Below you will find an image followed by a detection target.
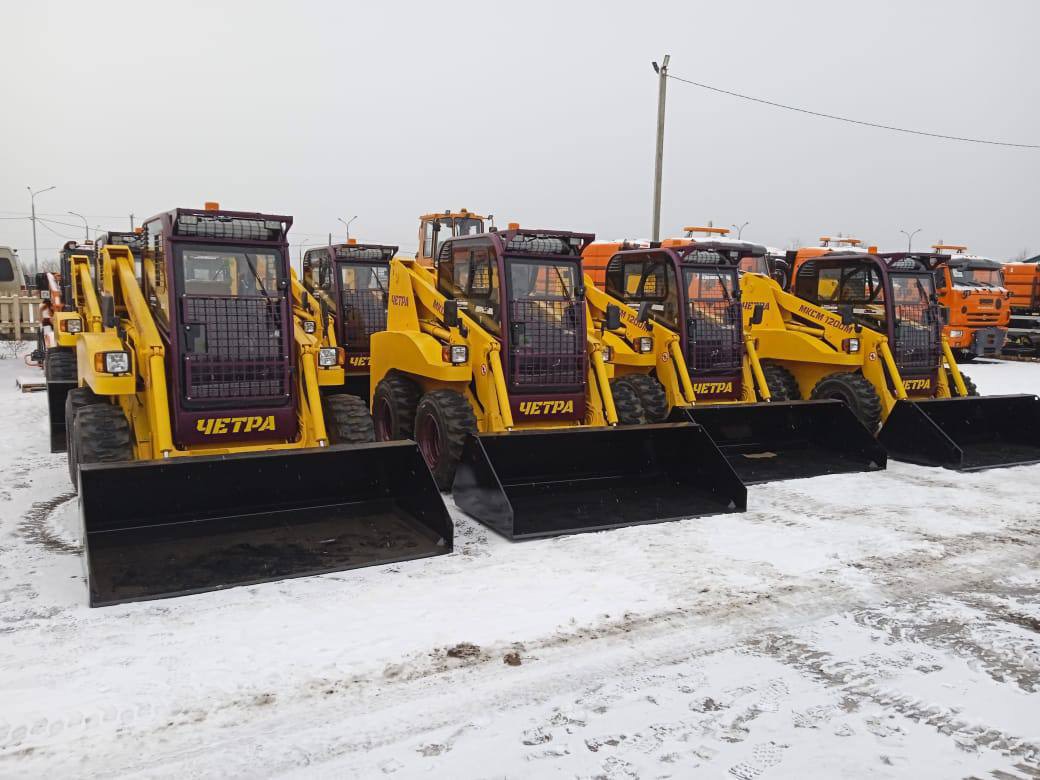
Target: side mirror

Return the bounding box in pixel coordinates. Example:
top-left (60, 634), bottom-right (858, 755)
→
top-left (770, 260), bottom-right (790, 289)
top-left (604, 303), bottom-right (622, 331)
top-left (749, 302), bottom-right (765, 326)
top-left (100, 293), bottom-right (117, 329)
top-left (443, 299), bottom-right (460, 328)
top-left (636, 301), bottom-right (652, 324)
top-left (838, 304), bottom-right (855, 326)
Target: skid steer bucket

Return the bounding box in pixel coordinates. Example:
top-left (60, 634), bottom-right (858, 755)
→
top-left (79, 441), bottom-right (451, 607)
top-left (879, 394), bottom-right (1040, 471)
top-left (452, 422), bottom-right (746, 540)
top-left (47, 380), bottom-right (75, 453)
top-left (682, 400), bottom-right (887, 484)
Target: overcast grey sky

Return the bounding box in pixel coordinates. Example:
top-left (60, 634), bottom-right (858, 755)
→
top-left (2, 0), bottom-right (1037, 267)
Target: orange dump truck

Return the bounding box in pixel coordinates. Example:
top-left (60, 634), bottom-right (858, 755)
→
top-left (1003, 254), bottom-right (1040, 355)
top-left (880, 245), bottom-right (1010, 362)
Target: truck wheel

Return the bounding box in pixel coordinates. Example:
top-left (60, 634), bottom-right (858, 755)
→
top-left (947, 371), bottom-right (979, 397)
top-left (321, 394), bottom-right (375, 445)
top-left (373, 372), bottom-right (421, 441)
top-left (953, 350), bottom-right (976, 363)
top-left (761, 362), bottom-right (801, 401)
top-left (65, 387), bottom-right (105, 486)
top-left (810, 372), bottom-right (882, 433)
top-left (71, 404), bottom-right (133, 493)
top-left (619, 374), bottom-right (668, 422)
top-left (609, 378), bottom-right (648, 426)
top-left (414, 390), bottom-right (478, 490)
top-left (45, 348), bottom-right (76, 382)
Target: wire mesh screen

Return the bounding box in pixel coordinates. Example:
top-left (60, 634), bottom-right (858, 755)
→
top-left (508, 300), bottom-right (586, 388)
top-left (686, 300), bottom-right (743, 372)
top-left (893, 304), bottom-right (941, 370)
top-left (182, 295), bottom-right (290, 401)
top-left (340, 290), bottom-right (387, 351)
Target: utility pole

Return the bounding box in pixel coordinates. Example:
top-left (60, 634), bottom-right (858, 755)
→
top-left (650, 54), bottom-right (670, 242)
top-left (27, 185), bottom-right (56, 276)
top-left (129, 212), bottom-right (135, 230)
top-left (732, 221), bottom-right (750, 240)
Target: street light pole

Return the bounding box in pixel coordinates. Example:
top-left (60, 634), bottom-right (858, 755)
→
top-left (337, 215), bottom-right (358, 241)
top-left (69, 211), bottom-right (90, 241)
top-left (732, 221), bottom-right (750, 240)
top-left (27, 185), bottom-right (56, 276)
top-left (650, 55), bottom-right (670, 242)
top-left (900, 228), bottom-right (922, 252)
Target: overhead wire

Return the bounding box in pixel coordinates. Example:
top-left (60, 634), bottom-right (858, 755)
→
top-left (666, 73), bottom-right (1040, 149)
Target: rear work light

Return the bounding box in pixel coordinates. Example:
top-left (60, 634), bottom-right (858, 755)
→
top-left (442, 344), bottom-right (468, 365)
top-left (635, 336), bottom-right (653, 353)
top-left (601, 346), bottom-right (613, 362)
top-left (62, 318), bottom-right (82, 334)
top-left (303, 320), bottom-right (316, 334)
top-left (842, 338), bottom-right (860, 354)
top-left (949, 330), bottom-right (964, 338)
top-left (96, 351), bottom-right (130, 374)
top-left (318, 348), bottom-right (342, 367)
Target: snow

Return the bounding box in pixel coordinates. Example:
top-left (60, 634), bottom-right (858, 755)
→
top-left (0, 349), bottom-right (1039, 778)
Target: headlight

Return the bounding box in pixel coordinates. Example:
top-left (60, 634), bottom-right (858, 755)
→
top-left (318, 347), bottom-right (340, 367)
top-left (63, 318), bottom-right (82, 334)
top-left (602, 346), bottom-right (613, 362)
top-left (842, 338), bottom-right (860, 354)
top-left (99, 351), bottom-right (130, 374)
top-left (303, 320), bottom-right (316, 334)
top-left (636, 336), bottom-right (653, 353)
top-left (441, 344), bottom-right (468, 364)
top-left (949, 329), bottom-right (964, 338)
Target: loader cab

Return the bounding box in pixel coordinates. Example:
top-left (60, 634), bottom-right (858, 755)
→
top-left (795, 253), bottom-right (943, 390)
top-left (142, 206), bottom-right (297, 449)
top-left (59, 240), bottom-right (96, 305)
top-left (417, 209), bottom-right (487, 267)
top-left (606, 243), bottom-right (749, 401)
top-left (303, 242), bottom-right (394, 378)
top-left (437, 229), bottom-right (592, 422)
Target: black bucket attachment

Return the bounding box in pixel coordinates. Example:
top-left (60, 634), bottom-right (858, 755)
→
top-left (682, 400), bottom-right (887, 484)
top-left (47, 380), bottom-right (75, 453)
top-left (79, 441), bottom-right (451, 607)
top-left (452, 422), bottom-right (746, 540)
top-left (879, 394), bottom-right (1040, 471)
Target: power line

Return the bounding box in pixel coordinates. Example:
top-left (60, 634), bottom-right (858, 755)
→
top-left (666, 73), bottom-right (1040, 149)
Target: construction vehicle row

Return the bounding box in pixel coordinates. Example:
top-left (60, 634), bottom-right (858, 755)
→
top-left (39, 204), bottom-right (1040, 609)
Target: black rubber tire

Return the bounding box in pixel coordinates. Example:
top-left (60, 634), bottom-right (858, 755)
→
top-left (71, 403), bottom-right (133, 494)
top-left (761, 362), bottom-right (801, 401)
top-left (372, 372), bottom-right (422, 442)
top-left (948, 370), bottom-right (979, 397)
top-left (321, 394), bottom-right (375, 445)
top-left (609, 377), bottom-right (648, 426)
top-left (617, 374), bottom-right (668, 422)
top-left (809, 372), bottom-right (883, 433)
top-left (65, 387), bottom-right (105, 486)
top-left (953, 350), bottom-right (976, 364)
top-left (45, 348), bottom-right (76, 382)
top-left (413, 390), bottom-right (478, 490)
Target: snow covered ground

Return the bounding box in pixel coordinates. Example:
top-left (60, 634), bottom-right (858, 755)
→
top-left (0, 351), bottom-right (1038, 779)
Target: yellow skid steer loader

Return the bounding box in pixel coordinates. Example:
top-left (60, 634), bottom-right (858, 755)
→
top-left (65, 205), bottom-right (450, 606)
top-left (370, 227), bottom-right (746, 539)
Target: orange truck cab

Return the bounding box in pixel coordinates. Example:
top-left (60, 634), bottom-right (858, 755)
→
top-left (1002, 253), bottom-right (1040, 355)
top-left (884, 245), bottom-right (1009, 362)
